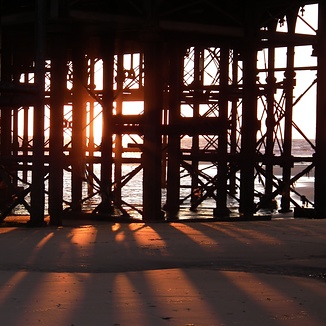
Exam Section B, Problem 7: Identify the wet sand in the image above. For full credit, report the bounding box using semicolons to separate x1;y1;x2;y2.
0;217;325;325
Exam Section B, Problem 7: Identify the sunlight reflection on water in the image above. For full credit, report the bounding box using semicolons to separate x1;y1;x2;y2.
11;140;315;219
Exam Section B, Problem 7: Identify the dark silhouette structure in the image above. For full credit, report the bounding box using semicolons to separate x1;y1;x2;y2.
0;0;324;225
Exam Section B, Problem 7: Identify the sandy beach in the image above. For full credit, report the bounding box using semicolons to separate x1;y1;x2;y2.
0;217;325;325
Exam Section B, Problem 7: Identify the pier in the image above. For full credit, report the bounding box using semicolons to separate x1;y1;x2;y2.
0;0;325;225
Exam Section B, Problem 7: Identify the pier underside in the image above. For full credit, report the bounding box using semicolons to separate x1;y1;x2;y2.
0;0;325;225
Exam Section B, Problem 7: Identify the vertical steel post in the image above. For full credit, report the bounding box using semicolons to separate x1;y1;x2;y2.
239;12;258;217
23;105;29;181
190;46;202;211
0;37;12;158
0;2;10;156
49;35;66;225
114;50;124;208
161;98;168;188
12;108;19;157
264;23;277;208
87;58;95;197
71;40;86;212
12;107;19;188
30;0;46;225
279;11;297;213
142;33;164;221
21;72;30;181
229;51;239;196
314;1;326;217
214;46;230;217
165;42;183;219
0;27;14;163
0;7;2;80
98;38;114;214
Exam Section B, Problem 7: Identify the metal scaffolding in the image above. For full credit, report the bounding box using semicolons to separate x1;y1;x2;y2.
0;0;324;225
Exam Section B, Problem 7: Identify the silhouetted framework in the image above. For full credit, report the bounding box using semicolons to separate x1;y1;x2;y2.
0;0;324;225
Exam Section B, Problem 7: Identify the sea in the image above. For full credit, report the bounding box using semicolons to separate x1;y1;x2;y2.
11;138;315;219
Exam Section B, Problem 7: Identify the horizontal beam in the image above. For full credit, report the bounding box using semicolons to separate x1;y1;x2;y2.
0;82;37;93
0;94;37;107
260;30;317;47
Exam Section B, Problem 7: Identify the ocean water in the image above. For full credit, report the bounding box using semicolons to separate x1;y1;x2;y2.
11;139;315;218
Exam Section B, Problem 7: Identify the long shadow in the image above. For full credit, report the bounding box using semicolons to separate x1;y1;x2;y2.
247;270;326;324
65;222;227;324
0;219;325;325
191;220;326;276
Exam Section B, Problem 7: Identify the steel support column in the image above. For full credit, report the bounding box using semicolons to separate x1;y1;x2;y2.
190;47;202;211
22;104;29;181
264;22;277;208
239;17;258;216
87;58;96;197
279;11;297;213
214;47;230;217
0;34;12;158
165;43;183;219
142;35;164;221
30;0;46;225
229;51;239;196
314;1;326;217
98;39;114;214
12;106;19;162
48;35;66;225
71;41;86;212
113;50;124;209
